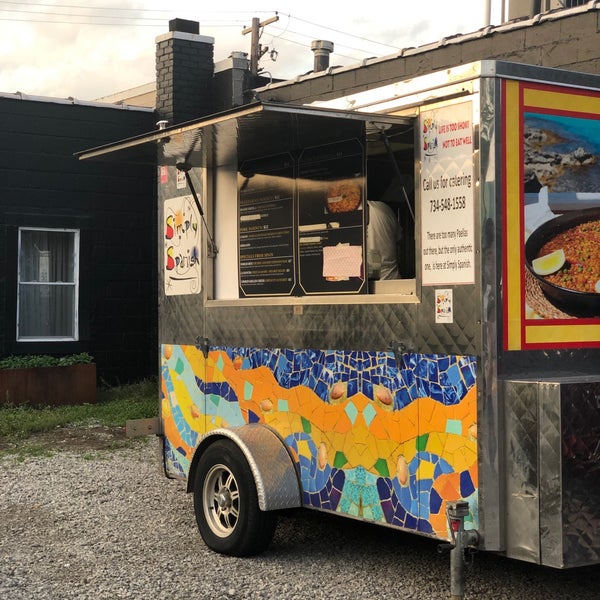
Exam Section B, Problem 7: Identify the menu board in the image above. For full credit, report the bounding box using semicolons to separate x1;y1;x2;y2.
297;139;366;295
238;140;366;297
238;154;295;297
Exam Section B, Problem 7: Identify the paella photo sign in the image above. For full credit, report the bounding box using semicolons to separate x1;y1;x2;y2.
502;80;600;350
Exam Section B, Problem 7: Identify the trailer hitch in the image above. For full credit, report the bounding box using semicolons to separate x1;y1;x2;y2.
438;501;479;600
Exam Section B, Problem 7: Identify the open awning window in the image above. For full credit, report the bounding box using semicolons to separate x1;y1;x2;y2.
76;101;412;167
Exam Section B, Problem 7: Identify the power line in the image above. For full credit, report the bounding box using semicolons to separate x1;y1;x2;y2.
0;3;396;56
0;1;271;14
271;26;394;59
282;13;402;51
265;33;367;63
0;1;274;19
0;16;245;27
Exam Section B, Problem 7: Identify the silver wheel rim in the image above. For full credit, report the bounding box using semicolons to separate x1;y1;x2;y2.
203;464;240;537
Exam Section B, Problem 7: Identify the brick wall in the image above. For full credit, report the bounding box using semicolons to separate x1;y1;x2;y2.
155;29;214;124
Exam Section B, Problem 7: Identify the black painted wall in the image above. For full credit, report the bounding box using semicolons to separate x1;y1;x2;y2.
0;96;157;384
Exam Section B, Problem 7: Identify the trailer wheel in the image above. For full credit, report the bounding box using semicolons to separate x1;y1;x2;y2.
193;439;277;556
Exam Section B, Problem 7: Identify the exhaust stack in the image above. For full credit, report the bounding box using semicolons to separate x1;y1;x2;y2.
311;40;334;72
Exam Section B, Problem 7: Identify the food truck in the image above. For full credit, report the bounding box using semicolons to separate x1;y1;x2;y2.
79;61;599;585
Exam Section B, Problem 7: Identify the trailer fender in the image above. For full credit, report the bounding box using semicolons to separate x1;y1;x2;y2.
186;424;302;511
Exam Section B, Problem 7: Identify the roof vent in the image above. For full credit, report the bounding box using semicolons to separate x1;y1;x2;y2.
311;40;334;72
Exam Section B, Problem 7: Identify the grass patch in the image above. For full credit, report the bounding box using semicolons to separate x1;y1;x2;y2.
0;378;158;440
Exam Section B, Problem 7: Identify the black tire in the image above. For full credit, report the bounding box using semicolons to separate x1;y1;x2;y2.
193;439;277;556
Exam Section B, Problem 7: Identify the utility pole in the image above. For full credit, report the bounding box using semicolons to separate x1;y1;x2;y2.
242;14;279;75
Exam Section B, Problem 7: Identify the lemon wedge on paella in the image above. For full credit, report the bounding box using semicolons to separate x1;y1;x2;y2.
532;249;566;276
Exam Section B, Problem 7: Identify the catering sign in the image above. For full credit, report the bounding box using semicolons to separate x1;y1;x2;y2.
420;100;475;286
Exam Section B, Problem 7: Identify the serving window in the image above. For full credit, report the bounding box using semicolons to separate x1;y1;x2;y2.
213;107;416;302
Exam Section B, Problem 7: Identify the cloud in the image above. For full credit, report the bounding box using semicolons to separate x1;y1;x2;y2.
0;0;492;100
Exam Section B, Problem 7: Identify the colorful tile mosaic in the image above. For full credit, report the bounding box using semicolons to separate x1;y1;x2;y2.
160;344;478;539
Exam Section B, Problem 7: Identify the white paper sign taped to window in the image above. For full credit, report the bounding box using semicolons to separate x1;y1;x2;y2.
322;244;362;279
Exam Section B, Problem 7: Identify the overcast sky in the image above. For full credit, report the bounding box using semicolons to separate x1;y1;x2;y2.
0;1;504;101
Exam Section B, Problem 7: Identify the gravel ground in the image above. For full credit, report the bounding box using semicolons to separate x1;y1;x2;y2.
1;437;599;600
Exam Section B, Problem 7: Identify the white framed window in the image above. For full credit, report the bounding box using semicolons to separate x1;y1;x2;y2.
17;228;80;341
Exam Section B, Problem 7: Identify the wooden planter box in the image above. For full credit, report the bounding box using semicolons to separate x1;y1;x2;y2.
0;363;97;407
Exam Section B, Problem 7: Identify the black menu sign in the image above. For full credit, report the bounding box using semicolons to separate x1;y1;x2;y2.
238;154;295;297
297;139;366;295
237;140;366;297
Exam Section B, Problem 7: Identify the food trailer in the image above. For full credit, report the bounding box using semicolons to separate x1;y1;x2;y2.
79;61;599;585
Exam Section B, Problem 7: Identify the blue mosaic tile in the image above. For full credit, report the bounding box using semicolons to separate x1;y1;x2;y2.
348;377;359;397
381;498;395;522
441;363;460;387
331;470;345;502
417;518;433;534
437;355;450;372
416;377;430;398
459;358;476;387
460;470;476;498
396;387;412;409
442;386;461;405
314;379;329;402
430;487;443;515
429;381;444;403
396;481;413;512
419;485;433;518
434;458;454;479
315;466;332;491
427;358;439;383
404;512;417;530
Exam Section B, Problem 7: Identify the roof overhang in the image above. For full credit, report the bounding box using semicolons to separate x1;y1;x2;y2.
75;101;411;168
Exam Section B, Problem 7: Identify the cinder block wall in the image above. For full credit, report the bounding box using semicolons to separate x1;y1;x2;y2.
257;8;600;104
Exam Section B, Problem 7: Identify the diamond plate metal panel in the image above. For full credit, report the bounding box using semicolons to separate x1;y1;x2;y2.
539;382;563;567
418;286;479;356
559;379;600;568
502;380;540;563
204;302;421;353
502;377;600;568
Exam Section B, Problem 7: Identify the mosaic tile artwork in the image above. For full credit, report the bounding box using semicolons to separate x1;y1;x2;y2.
161;344;478;538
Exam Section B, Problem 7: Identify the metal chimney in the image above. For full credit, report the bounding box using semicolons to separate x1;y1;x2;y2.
311;40;334;72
